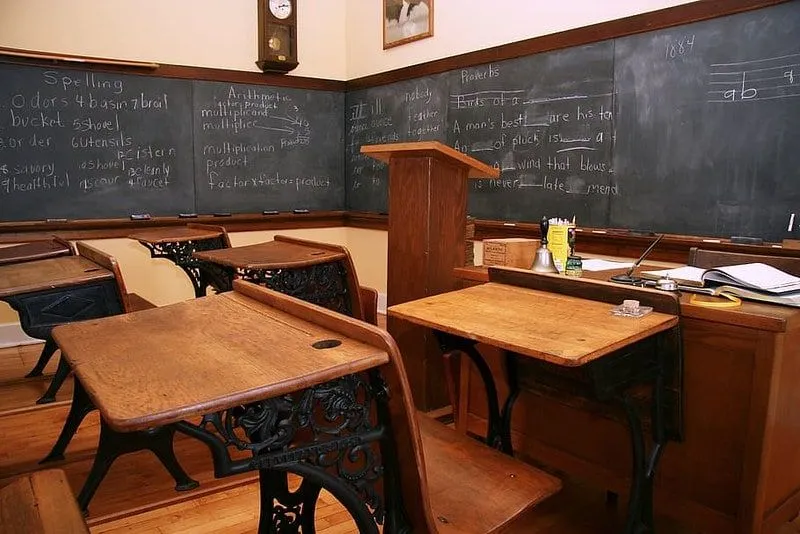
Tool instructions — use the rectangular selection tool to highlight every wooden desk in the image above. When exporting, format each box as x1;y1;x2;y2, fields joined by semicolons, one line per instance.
193;238;357;316
453;265;800;534
0;238;72;266
51;282;395;531
0;256;124;403
129;225;229;297
389;281;680;534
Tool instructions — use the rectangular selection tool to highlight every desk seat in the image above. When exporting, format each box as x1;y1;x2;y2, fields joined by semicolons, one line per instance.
0;469;88;534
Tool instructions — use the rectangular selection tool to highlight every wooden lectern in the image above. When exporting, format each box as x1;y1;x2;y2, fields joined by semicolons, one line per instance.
361;141;499;410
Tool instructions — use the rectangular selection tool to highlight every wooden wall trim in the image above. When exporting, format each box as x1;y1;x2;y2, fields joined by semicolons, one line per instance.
346;0;791;90
3;210;799;263
0;50;346;92
0;212;348;243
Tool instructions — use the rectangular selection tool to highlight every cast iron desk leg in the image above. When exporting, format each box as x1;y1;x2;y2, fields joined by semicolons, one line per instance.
433;331;511;453
41;377;96;463
77;419;199;513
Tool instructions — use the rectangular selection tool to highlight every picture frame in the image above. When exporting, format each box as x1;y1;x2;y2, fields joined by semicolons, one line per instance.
383;0;433;49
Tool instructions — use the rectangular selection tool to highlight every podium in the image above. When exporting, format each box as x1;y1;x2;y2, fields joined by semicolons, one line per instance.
361;141;499;410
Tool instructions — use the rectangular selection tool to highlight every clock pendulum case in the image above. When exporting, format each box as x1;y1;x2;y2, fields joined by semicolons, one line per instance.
257;0;298;73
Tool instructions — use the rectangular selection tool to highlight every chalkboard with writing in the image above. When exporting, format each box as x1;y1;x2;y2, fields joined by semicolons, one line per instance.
0;64;194;220
193;81;345;214
447;42;615;226
344;3;800;241
345;74;447;213
612;1;800;241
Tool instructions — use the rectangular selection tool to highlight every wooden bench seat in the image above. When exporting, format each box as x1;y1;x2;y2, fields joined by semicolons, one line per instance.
0;469;88;534
418;414;562;533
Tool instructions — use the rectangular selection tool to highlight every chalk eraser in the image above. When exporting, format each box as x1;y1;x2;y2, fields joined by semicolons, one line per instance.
45;218;67;223
130;214;151;221
213;212;231;217
262;210;280;215
292;209;310;214
730;236;763;245
178;213;198;219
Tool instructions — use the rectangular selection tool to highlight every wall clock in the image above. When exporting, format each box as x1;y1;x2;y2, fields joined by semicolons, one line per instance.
257;0;298;73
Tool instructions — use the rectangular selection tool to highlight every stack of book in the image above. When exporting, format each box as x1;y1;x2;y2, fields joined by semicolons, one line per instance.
641;263;800;307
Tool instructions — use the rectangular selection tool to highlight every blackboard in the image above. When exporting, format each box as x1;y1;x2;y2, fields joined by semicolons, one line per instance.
345;2;800;241
345;74;447;213
193;81;344;213
0;63;195;220
613;1;800;241
447;43;615;227
0;65;344;221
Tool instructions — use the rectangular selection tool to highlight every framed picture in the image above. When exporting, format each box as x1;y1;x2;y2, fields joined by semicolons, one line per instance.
383;0;433;49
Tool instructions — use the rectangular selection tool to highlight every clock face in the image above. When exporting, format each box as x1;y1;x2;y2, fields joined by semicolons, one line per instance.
268;0;292;20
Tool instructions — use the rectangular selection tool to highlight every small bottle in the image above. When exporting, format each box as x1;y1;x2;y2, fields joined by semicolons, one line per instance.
565;255;583;277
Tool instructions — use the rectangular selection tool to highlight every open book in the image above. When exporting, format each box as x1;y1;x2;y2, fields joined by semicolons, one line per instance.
641;263;800;295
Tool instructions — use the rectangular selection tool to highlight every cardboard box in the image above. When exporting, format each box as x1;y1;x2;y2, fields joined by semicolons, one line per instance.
483;238;540;269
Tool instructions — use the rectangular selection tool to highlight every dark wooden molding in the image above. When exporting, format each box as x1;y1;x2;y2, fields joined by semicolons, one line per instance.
0;212;348;243
347;0;791;90
343;211;389;231
3;210;799;265
0;50;345;92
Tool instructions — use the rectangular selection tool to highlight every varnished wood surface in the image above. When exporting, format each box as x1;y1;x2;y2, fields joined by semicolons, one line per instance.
0;256;113;298
193;239;345;269
361;141;500;178
127;225;224;244
453;268;800;532
54;290;389;432
419;415;561;533
0;240;71;266
0;339;797;533
389;282;678;367
0;469;88;534
454;265;800;332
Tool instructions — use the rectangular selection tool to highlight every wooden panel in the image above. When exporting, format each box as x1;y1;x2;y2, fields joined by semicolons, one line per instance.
761;325;800;523
0;257;112;298
461;309;784;532
0;469;88;534
361;141;499;178
0;211;348;243
193;239;345;269
389;283;677;367
385;153;471;410
55;291;389;431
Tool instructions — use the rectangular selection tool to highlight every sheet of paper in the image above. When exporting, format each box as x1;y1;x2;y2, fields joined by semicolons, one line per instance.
581;259;634;272
641;265;705;283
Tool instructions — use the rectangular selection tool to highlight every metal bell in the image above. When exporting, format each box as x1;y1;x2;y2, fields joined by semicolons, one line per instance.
531;216;558;273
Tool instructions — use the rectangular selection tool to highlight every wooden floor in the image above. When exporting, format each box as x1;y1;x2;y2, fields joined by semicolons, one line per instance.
0;339;798;533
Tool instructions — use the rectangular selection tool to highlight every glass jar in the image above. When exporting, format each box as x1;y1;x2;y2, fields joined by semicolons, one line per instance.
565;255;583;277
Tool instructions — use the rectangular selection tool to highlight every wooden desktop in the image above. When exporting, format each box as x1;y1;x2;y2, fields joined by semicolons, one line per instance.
451;264;800;534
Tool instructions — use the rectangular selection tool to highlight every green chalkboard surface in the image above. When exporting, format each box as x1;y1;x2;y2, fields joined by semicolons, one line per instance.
345;2;800;241
0;63;195;220
193;81;344;214
0;65;345;221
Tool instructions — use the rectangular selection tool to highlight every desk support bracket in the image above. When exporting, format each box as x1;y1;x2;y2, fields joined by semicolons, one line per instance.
140;236;230;297
433;332;511;453
174;370;408;534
